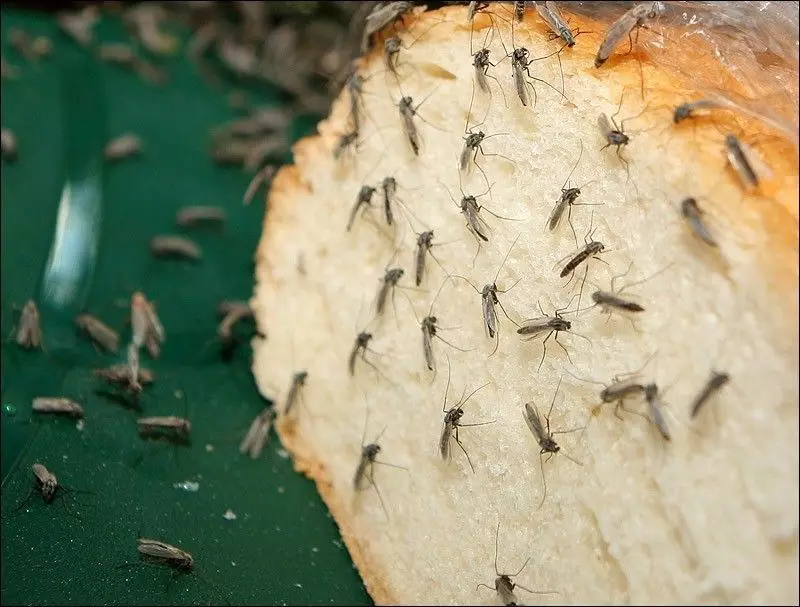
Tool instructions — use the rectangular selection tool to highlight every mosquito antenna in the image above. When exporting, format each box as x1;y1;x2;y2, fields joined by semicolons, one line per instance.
537;452;548;508
493;520;501;575
547;375;563;419
360;402;370;447
562;140;583;190
511;556;531;577
442;353;452;413
563;367;605;387
456;381;491;410
373;425;388;445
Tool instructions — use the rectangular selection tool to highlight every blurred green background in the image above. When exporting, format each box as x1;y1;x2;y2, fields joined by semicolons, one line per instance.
1;7;371;606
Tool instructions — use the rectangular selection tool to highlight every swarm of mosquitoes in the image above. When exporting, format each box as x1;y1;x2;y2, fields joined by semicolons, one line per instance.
2;1;766;604
331;2;754;603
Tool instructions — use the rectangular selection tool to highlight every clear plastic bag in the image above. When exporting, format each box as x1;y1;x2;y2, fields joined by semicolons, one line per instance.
564;1;799;142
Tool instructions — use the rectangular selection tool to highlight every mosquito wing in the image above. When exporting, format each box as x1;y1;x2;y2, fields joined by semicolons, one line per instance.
598;113;614;138
439;422;453;460
523;402;547;443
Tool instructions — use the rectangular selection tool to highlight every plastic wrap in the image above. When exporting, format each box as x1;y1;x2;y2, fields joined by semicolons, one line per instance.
561;1;799;142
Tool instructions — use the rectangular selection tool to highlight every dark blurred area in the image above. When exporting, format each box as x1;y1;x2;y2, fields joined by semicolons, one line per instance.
3;2;453;114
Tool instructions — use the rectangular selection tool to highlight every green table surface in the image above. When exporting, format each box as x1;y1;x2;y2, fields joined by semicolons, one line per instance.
1;8;370;606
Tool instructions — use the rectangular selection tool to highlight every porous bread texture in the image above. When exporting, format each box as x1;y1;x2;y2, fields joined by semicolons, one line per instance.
251;5;799;605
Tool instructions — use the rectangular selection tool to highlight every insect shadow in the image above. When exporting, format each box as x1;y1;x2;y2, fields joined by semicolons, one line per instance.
451;234;522;356
353;405;407;519
523;376;586;508
438;354;495;473
477;520;559;605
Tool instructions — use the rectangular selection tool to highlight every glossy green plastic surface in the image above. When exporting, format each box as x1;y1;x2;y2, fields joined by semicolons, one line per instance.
1;9;370;606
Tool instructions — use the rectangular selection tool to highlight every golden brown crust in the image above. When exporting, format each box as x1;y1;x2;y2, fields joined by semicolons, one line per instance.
254;5;798;604
274;417;393;605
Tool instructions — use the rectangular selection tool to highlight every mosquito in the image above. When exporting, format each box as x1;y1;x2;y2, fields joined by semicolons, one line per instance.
396;86;442;156
333;130;359;162
546;140;601;244
439;355;494;473
375;266;406;317
361;2;415;52
239;407;275;459
513;1;526;22
504;16;568;107
599;262;671;316
75;313;120;353
681;197;719;248
643;382;670;441
32;397;85;420
94;362;155;388
353;410;407;517
412;229;451;287
598;97;631;164
469;11;507;105
346;71;366;133
283;370;308;417
673;99;725;124
516;296;589;371
11;300;43;350
594;2;666;68
405;278;471;375
138;415;192;446
477;520;559;605
381;17;448;84
346;184;378;232
535;1;585;48
149;235;202;261
565;352;656;419
444;178;522;264
452;235;521;355
556;210;608;313
347;329;394;386
724;133;759;192
12;462;91;520
118;535;230;604
523;376;585;508
380;165;424;228
689;370;730;419
460;85;515;194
